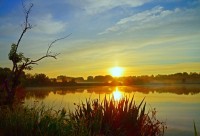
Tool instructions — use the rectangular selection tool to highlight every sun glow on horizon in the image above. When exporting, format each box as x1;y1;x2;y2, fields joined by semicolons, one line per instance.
110;66;124;77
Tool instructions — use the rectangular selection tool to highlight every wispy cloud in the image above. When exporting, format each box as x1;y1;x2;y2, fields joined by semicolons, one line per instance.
32;14;67;35
0;14;21;37
99;6;200;35
67;0;152;15
125;62;200;76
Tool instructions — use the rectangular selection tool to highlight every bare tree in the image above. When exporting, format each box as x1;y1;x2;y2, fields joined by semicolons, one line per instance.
3;2;71;105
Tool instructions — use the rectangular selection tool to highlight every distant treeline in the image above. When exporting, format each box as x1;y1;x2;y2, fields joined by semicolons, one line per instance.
0;67;200;87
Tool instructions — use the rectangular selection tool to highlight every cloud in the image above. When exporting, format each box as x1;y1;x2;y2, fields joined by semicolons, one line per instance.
0;8;68;37
32;14;67;35
125;62;200;76
0;14;22;37
99;6;200;35
67;0;152;15
0;23;19;36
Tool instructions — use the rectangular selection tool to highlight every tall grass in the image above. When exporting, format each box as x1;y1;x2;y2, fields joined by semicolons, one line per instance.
0;105;71;136
0;96;166;136
194;121;199;136
69;96;166;136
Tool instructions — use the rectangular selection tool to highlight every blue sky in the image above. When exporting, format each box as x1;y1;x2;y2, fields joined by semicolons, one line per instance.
0;0;200;78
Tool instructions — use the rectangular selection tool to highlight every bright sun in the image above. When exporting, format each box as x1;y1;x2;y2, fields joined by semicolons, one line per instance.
110;66;124;77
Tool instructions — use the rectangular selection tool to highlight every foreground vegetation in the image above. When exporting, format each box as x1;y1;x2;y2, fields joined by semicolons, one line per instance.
0;96;166;136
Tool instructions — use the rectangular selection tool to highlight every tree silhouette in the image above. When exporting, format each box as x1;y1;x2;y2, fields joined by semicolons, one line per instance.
3;2;70;105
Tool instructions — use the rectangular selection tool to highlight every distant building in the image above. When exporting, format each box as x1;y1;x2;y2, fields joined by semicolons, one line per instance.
56;75;84;83
74;77;84;83
57;75;73;83
87;76;94;81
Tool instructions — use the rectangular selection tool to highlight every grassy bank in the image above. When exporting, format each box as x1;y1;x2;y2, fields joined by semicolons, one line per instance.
0;96;166;136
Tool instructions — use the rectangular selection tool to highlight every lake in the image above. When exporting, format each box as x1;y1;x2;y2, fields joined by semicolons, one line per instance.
24;84;200;136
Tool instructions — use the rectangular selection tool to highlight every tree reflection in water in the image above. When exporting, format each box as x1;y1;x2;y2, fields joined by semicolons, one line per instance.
23;84;200;101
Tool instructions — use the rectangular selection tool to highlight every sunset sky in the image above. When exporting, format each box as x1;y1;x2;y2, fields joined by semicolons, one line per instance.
0;0;200;78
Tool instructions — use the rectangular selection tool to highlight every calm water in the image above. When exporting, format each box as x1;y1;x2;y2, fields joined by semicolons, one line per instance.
24;85;200;136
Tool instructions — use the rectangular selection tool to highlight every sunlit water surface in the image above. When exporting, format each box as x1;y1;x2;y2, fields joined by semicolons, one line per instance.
24;85;200;136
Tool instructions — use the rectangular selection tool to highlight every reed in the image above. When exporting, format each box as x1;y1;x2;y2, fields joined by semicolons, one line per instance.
0;105;71;136
194;121;198;136
69;96;166;136
0;96;166;136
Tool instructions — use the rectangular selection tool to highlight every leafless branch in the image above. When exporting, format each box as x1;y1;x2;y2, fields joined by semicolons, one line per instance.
46;33;72;55
29;55;57;65
13;1;71;69
15;2;33;54
28;34;71;65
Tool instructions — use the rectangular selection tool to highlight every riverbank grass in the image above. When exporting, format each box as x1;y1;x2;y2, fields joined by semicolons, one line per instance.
0;96;166;136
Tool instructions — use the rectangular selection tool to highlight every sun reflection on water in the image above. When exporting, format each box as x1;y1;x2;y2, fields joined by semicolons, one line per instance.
112;87;123;101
